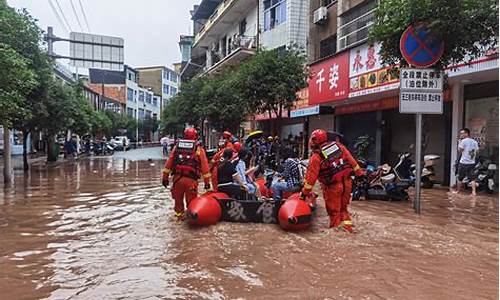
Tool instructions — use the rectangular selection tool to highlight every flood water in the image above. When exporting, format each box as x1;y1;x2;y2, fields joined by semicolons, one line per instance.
0;155;498;300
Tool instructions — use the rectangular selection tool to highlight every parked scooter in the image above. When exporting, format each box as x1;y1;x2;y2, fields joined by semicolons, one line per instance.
462;157;497;194
410;154;440;188
352;160;410;201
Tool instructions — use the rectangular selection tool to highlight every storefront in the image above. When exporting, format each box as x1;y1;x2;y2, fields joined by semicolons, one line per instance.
448;50;499;186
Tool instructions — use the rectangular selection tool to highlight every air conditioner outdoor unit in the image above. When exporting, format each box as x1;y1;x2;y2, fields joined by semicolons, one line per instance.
313;7;328;24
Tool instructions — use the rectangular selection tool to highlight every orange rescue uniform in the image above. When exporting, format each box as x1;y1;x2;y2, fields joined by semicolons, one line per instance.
162;142;211;218
301;142;363;230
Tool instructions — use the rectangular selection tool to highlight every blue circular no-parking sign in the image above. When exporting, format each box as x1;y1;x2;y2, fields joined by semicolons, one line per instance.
400;24;444;68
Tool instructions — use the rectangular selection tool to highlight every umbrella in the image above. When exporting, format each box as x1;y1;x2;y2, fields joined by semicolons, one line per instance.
244;130;264;145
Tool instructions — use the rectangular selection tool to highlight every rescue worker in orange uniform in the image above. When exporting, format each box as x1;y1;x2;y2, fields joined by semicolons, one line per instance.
162;128;211;221
300;129;364;232
210;131;235;191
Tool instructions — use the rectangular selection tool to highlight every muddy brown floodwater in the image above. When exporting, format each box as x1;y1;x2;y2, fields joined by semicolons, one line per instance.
0;157;498;300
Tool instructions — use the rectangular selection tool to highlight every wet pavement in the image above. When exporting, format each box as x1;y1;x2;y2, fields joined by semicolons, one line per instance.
0;151;498;300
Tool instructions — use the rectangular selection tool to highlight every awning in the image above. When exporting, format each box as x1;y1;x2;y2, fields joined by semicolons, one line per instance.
290;105;333;118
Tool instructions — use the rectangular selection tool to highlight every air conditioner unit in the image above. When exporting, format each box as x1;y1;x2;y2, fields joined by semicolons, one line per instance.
313;7;328;24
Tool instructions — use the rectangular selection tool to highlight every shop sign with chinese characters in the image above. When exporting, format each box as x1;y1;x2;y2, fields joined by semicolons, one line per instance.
349;42;399;97
308;51;349;105
399;68;443;114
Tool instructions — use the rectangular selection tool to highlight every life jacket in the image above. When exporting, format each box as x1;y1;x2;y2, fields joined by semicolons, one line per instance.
317;141;352;185
172;139;202;180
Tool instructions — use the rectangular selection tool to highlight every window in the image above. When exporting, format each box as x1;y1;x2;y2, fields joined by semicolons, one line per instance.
163;84;169;94
138;91;145;102
320;35;337;59
171;87;177;95
264;0;286;31
145;93;152;104
127;107;134;116
145;110;152;118
323;0;337;7
152;97;158;107
138;108;145;120
338;0;376;51
127;88;134;101
239;19;247;35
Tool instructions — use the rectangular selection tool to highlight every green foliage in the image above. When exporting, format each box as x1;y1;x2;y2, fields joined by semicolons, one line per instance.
354;135;375;159
103;110;137;138
161;97;185;136
91;110;112;136
0;0;41;126
236;46;309;118
370;0;499;69
0;44;36;126
162;47;309;133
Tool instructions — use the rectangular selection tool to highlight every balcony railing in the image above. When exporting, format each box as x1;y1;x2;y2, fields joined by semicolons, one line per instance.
194;0;238;45
207;35;256;68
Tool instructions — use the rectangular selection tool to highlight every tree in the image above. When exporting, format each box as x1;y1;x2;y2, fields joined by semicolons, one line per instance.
90;110;112;137
0;1;40;182
12;50;53;170
139;116;160;142
161;96;185;137
36;80;79;161
370;0;499;69
204;71;249;132
236;47;309;131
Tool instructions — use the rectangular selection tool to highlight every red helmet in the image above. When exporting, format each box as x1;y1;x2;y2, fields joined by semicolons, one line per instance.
184;128;198;140
309;129;327;148
222;131;233;140
233;141;242;152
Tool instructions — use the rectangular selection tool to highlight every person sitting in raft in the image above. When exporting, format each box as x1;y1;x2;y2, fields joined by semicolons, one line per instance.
235;148;261;199
271;150;302;202
217;149;248;199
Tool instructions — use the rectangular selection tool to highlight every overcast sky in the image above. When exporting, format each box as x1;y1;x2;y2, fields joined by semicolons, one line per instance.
7;0;198;69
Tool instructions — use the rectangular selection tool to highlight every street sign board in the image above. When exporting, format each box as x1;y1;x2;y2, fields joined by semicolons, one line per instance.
400;24;444;68
399;68;443;114
69;32;124;70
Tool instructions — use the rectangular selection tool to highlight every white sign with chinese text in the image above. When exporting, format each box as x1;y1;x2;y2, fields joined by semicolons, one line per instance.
400;68;443;91
349;42;383;77
399;68;444;114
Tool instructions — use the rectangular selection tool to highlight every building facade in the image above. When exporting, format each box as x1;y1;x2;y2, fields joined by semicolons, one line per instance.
184;0;309;78
298;0;499;187
136;66;179;110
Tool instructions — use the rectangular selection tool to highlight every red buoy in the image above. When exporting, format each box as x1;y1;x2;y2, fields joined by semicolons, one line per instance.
186;192;225;226
278;193;314;231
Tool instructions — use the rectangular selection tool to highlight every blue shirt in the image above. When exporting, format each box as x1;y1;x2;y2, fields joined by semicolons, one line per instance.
235;160;248;185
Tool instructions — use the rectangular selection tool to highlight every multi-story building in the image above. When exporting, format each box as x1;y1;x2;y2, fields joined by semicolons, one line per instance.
183;0;309;79
135;66;179;109
299;0;499;187
89;65;162;120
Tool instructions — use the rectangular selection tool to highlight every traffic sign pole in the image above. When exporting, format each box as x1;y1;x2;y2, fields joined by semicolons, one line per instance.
414;113;422;214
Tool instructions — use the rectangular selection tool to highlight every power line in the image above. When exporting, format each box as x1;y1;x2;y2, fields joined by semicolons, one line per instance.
53;0;73;32
48;0;69;34
69;0;84;32
78;0;92;33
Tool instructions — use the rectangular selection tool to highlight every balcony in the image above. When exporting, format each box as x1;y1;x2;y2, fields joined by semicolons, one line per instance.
203;35;256;75
193;0;257;49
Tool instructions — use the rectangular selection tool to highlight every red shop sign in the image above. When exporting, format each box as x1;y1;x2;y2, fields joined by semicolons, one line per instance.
309;51;349;105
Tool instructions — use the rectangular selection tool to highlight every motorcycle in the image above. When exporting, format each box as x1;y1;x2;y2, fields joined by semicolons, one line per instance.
352;161;410;201
462;157;497;194
410;154;440;188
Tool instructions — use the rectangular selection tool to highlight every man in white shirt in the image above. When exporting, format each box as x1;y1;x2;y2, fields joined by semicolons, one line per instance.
455;128;479;195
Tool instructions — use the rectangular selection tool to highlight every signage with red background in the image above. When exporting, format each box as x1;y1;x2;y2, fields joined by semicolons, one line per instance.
308;51;349;105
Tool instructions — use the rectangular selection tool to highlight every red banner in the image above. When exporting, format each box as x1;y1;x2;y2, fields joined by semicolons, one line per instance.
308;51;349;105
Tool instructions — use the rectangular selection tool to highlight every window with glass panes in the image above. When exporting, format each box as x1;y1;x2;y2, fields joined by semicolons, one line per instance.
264;0;286;31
